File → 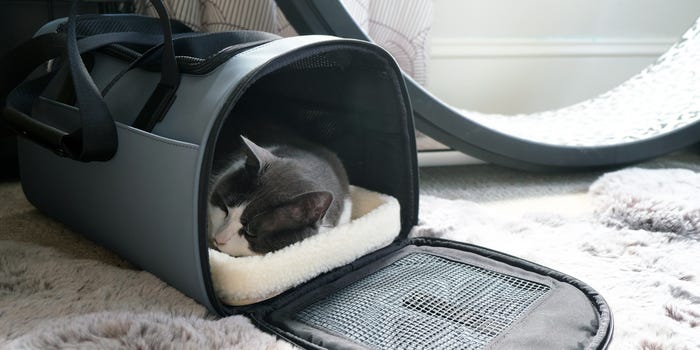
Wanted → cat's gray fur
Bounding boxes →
[208,124,350,256]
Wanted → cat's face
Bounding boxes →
[208,136,333,256]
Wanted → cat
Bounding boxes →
[208,132,351,257]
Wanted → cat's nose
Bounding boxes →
[214,231,233,245]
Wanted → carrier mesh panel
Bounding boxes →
[287,52,342,71]
[295,253,550,349]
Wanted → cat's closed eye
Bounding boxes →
[241,227,256,238]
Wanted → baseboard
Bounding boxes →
[417,150,485,167]
[430,37,676,58]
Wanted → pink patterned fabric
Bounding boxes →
[135,0,433,85]
[341,0,433,85]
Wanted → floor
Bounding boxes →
[418,150,700,219]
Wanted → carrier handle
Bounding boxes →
[62,0,179,159]
[1,31,182,160]
[1,0,179,162]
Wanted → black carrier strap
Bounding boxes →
[1,1,278,162]
[0,33,66,109]
[1,0,179,162]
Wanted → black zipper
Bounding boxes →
[101,37,273,75]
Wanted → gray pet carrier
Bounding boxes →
[1,1,612,349]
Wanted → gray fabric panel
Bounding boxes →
[17,123,213,310]
[486,282,599,350]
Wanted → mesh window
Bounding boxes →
[294,253,550,349]
[286,52,345,71]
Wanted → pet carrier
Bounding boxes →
[1,1,612,348]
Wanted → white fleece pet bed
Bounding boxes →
[208,186,401,306]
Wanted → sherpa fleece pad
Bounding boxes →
[208,186,401,306]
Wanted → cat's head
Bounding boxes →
[208,136,334,256]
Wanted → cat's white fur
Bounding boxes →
[208,158,257,257]
[211,204,255,257]
[338,197,352,225]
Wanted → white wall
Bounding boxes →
[428,0,700,114]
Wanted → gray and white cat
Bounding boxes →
[208,134,351,257]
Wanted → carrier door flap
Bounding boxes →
[259,242,609,350]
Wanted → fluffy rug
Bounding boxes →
[590,168,700,235]
[414,167,700,350]
[1,167,699,349]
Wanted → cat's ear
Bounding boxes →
[240,135,275,175]
[278,191,334,225]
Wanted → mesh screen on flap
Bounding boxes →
[295,253,550,349]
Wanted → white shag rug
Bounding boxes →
[1,167,699,349]
[590,168,700,236]
[414,167,700,350]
